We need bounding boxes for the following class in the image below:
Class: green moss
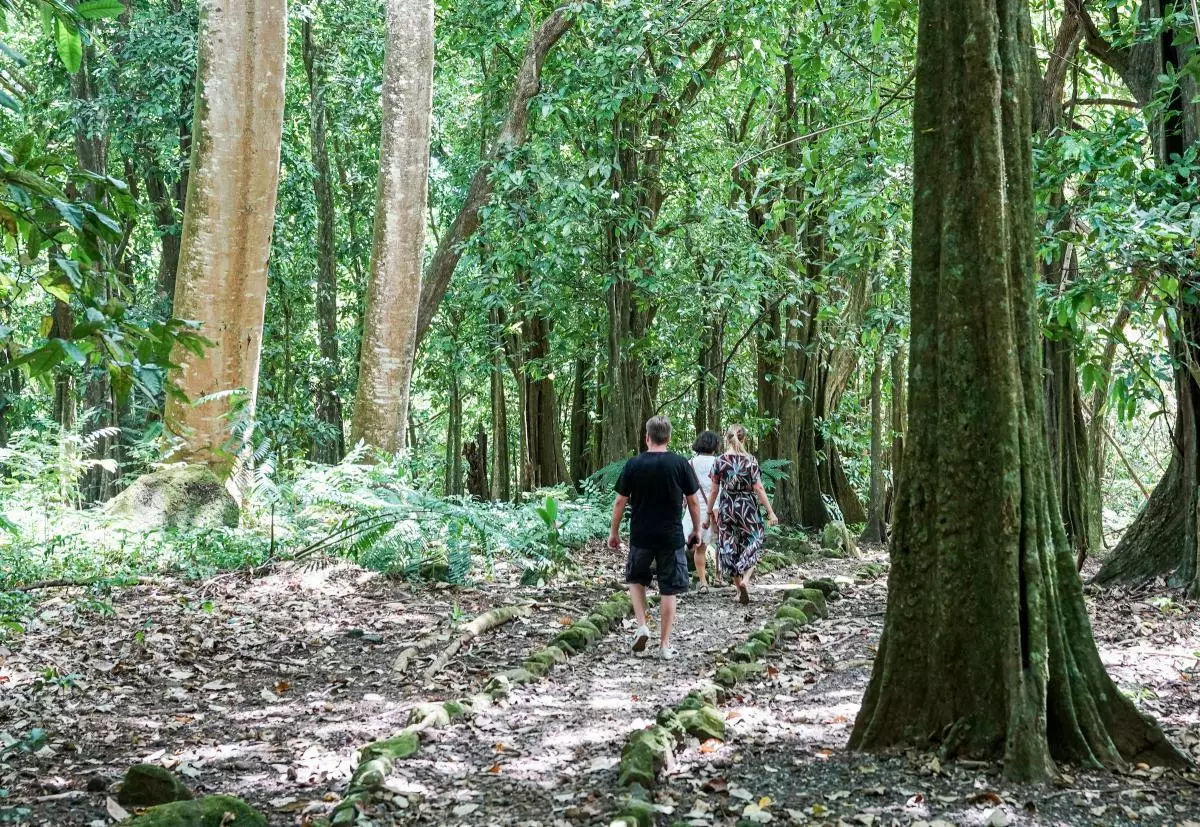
[443,700,467,719]
[484,674,512,696]
[586,611,613,632]
[656,707,685,738]
[522,658,550,678]
[677,685,719,711]
[127,796,264,826]
[793,588,828,618]
[751,627,779,647]
[776,604,809,623]
[117,764,192,808]
[618,726,675,787]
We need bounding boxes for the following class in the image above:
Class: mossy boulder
[752,627,779,647]
[677,706,725,741]
[794,588,828,618]
[408,702,450,727]
[127,795,264,826]
[656,707,685,738]
[618,726,675,787]
[360,730,420,764]
[677,685,720,710]
[118,764,192,808]
[820,520,858,558]
[107,465,239,531]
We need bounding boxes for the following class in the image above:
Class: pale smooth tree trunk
[350,0,435,454]
[164,0,287,466]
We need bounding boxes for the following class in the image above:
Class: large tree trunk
[349,0,434,455]
[850,0,1184,779]
[885,344,907,525]
[414,8,575,345]
[1071,0,1200,591]
[164,0,287,466]
[303,18,345,465]
[522,313,566,488]
[489,309,512,501]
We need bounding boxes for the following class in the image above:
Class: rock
[794,588,828,618]
[751,627,779,647]
[106,465,238,531]
[803,577,840,598]
[522,658,551,678]
[677,706,725,741]
[775,604,809,624]
[618,727,674,787]
[127,795,264,826]
[85,774,109,793]
[408,703,450,727]
[610,794,656,827]
[498,667,536,685]
[714,661,764,688]
[587,611,614,633]
[729,639,768,663]
[820,521,859,558]
[117,764,192,809]
[360,730,420,764]
[442,700,467,719]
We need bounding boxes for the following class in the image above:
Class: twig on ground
[14,576,152,593]
[423,604,533,681]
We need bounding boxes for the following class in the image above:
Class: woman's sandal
[699,584,710,595]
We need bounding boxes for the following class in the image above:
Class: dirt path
[4,547,1200,826]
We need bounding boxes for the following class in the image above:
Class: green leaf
[76,0,126,20]
[0,89,17,112]
[51,199,83,230]
[54,19,82,73]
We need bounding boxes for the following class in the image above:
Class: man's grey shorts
[625,545,690,595]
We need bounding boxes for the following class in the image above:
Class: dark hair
[692,430,719,455]
[645,415,672,446]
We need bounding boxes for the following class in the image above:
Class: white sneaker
[631,624,650,654]
[659,645,678,661]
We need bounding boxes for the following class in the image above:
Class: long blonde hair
[724,424,749,454]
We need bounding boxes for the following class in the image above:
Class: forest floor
[3,542,1200,826]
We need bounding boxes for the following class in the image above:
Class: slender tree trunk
[523,314,565,487]
[49,297,75,430]
[444,372,463,496]
[850,0,1184,779]
[350,0,434,455]
[465,424,489,500]
[489,310,512,501]
[860,347,887,543]
[303,18,345,464]
[163,0,287,467]
[569,355,592,486]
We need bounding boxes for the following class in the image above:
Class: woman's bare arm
[753,482,778,525]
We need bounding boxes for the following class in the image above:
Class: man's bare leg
[628,584,648,628]
[659,595,676,648]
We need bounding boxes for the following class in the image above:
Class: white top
[683,454,718,544]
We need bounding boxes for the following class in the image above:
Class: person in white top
[682,430,721,592]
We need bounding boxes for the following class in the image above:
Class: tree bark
[489,309,512,500]
[414,8,576,345]
[350,0,435,455]
[164,0,287,466]
[465,425,489,500]
[303,18,345,465]
[885,344,907,525]
[444,371,463,496]
[849,0,1184,780]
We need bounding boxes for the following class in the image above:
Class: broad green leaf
[76,0,126,20]
[54,19,82,73]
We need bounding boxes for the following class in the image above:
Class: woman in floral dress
[703,424,779,604]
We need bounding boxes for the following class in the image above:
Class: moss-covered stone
[820,520,858,558]
[656,707,685,738]
[522,658,549,678]
[677,706,725,741]
[408,702,450,727]
[775,604,809,623]
[106,465,239,531]
[118,764,192,808]
[498,667,536,685]
[794,588,828,618]
[714,661,764,688]
[751,627,779,648]
[126,795,265,826]
[586,611,614,633]
[360,730,420,764]
[677,685,719,711]
[443,700,467,719]
[484,673,512,696]
[618,726,675,787]
[729,639,768,663]
[533,644,568,665]
[803,577,840,598]
[610,795,657,827]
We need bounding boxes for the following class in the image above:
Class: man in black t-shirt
[607,415,701,660]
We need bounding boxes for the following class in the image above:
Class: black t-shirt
[615,450,701,550]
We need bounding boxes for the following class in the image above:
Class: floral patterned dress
[712,452,766,577]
